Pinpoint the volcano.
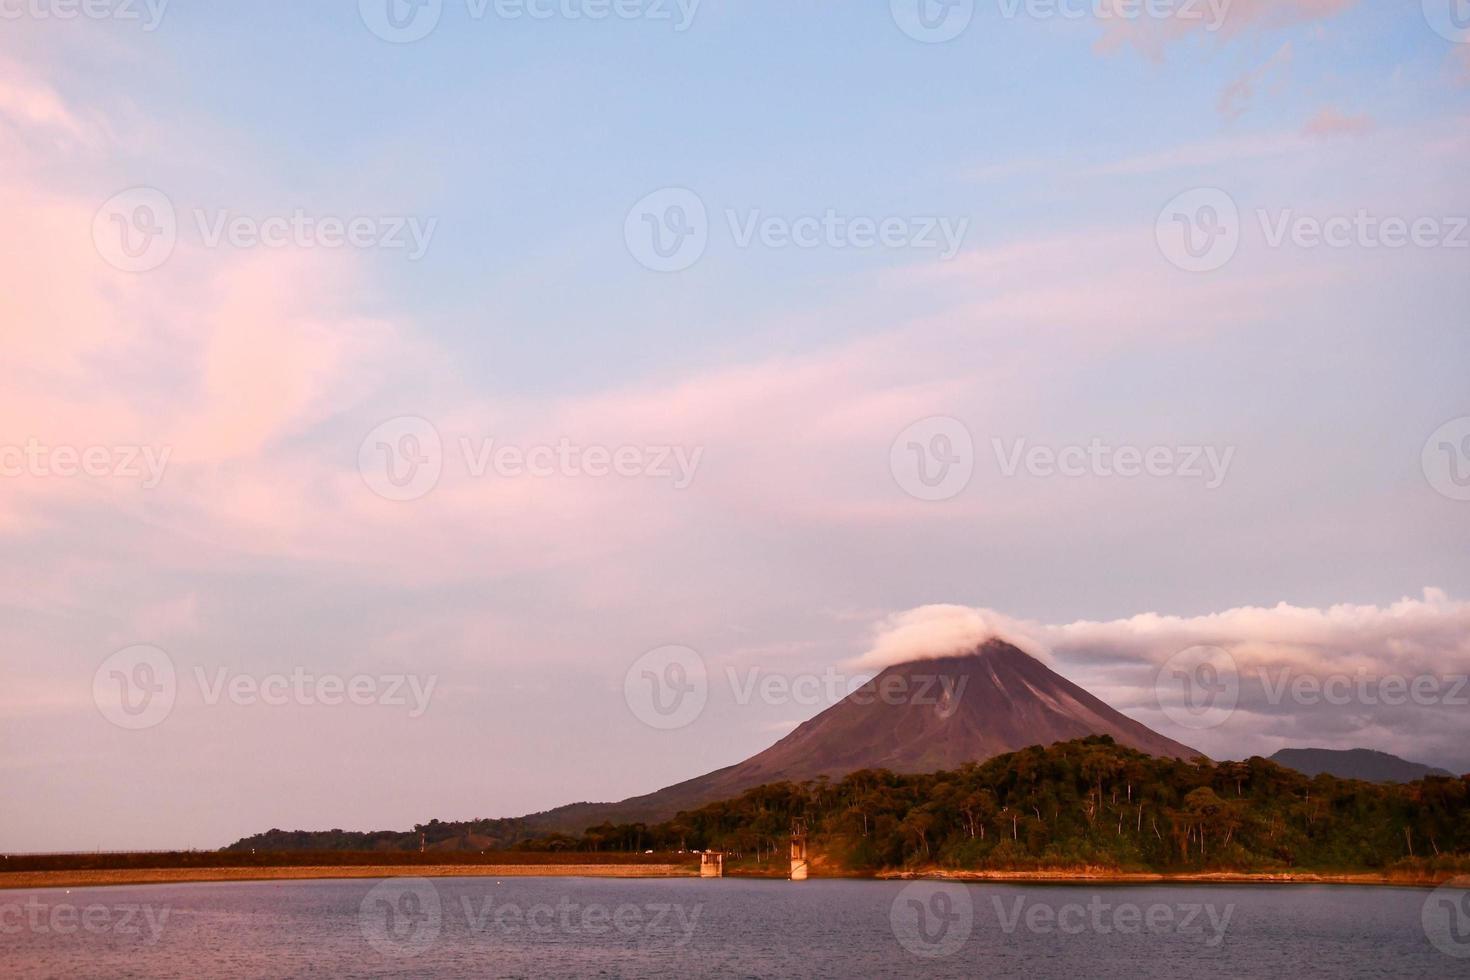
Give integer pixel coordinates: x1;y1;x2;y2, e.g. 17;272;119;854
526;639;1200;832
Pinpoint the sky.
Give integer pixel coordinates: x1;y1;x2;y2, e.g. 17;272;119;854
2;1;1469;851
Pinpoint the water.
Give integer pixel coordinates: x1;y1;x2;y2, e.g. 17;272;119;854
0;876;1460;978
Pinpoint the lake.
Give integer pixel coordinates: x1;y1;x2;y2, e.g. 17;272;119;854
2;877;1464;978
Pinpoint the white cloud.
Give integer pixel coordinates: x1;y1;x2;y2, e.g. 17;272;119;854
859;590;1470;768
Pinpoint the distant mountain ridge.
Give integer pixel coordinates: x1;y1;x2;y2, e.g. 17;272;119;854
1268;747;1454;783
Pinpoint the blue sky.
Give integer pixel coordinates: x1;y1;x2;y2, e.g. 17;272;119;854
2;1;1469;850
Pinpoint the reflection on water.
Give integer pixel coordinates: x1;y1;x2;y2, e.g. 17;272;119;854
0;876;1459;978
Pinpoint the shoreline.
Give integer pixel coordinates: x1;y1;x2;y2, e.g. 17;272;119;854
3;864;1459;891
0;864;697;891
879;868;1460;888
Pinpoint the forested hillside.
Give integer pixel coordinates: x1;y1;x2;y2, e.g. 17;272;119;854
517;737;1470;872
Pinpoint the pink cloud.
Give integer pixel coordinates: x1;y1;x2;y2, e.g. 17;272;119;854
0;56;93;145
1094;0;1356;58
1301;106;1374;138
1087;131;1310;176
1217;42;1293;121
165;250;402;461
